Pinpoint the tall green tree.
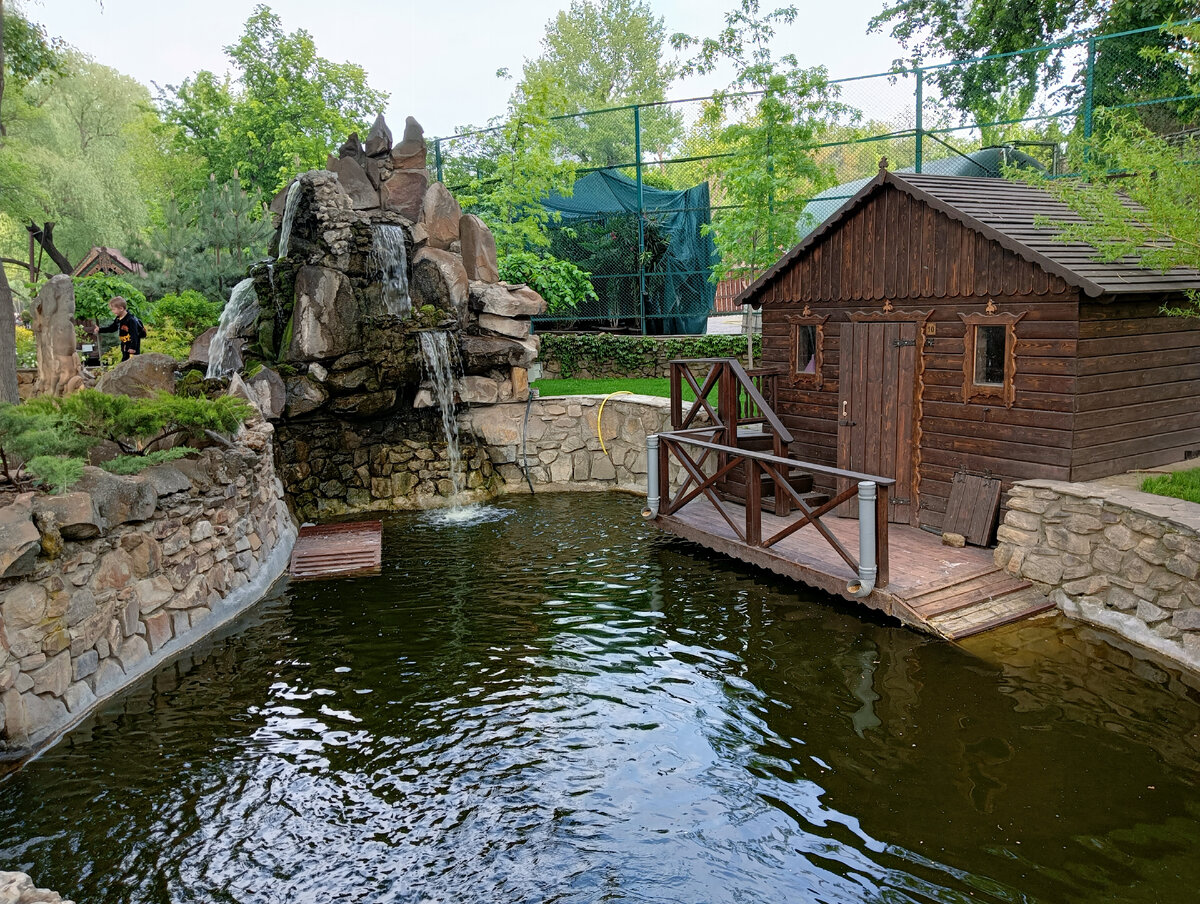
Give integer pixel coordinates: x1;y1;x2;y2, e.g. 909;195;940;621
160;4;388;197
672;1;849;280
515;0;681;166
868;0;1197;131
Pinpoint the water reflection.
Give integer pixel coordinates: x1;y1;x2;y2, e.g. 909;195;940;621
0;495;1198;903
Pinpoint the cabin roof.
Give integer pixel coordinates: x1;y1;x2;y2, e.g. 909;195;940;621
738;170;1200;304
72;246;146;278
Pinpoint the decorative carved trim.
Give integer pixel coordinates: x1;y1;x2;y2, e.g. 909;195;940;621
959;310;1027;408
849;309;933;324
786;313;828;388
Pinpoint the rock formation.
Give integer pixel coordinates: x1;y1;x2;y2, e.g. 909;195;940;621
30;275;84;398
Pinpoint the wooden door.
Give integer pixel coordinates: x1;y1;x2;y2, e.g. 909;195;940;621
838;319;918;524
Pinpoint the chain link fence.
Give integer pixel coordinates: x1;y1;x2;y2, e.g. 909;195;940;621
435;19;1200;334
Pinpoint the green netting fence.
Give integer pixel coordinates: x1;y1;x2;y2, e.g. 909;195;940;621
434;18;1200;334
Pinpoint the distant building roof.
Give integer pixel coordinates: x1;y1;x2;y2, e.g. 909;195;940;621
740;169;1200;305
72;246;146;279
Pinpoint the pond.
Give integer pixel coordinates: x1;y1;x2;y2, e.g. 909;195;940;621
1;494;1199;903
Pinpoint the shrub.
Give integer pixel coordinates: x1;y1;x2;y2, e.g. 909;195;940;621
539;333;749;378
142;324;196;362
497;251;598;315
15;326;36;367
72;275;148;323
150;290;223;334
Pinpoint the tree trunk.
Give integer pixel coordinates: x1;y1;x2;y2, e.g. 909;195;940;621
0;0;18;404
27;222;74;274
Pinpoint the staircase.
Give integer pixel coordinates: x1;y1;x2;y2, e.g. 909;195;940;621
715;428;830;515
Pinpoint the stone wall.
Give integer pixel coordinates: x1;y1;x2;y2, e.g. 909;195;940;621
995;479;1200;673
0;421;296;757
466;394;691;494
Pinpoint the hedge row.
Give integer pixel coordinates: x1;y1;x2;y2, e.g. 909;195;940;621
538;333;751;379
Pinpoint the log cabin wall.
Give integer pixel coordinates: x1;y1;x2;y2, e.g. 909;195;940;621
758;185;1081;532
1072;297;1200;481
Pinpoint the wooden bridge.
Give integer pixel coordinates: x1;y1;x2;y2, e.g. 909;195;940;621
649;359;1054;640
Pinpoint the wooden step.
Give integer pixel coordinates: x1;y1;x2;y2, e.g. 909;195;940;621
906;569;1033;618
928;586;1057;640
763;490;830;515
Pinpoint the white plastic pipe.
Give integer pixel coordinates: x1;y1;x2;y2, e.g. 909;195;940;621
643;434;660;519
847;480;877;598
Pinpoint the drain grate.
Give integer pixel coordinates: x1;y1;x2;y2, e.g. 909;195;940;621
289;520;382;580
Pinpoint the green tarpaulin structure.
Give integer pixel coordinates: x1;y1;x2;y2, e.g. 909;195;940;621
541;170;716;335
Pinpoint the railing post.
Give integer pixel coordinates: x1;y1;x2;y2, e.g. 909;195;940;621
875;483;890;588
645;434;660;518
746;457;762;545
669;361;682;429
658;432;671;512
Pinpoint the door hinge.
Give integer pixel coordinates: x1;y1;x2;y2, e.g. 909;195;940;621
893;338;916;347
891;497;911;505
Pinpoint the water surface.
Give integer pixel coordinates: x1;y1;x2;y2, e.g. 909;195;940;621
1;494;1198;903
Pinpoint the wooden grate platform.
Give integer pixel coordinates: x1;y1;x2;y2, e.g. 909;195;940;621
289;520;382;581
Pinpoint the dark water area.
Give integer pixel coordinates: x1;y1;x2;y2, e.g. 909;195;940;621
2;494;1199;904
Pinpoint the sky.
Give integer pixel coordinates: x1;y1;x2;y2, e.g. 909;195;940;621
31;0;914;139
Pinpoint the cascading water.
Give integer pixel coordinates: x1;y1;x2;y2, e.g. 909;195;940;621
206;278;260;379
418;330;463;507
277;181;302;260
370;225;411;317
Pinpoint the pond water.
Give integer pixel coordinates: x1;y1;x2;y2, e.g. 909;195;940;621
1;494;1199;904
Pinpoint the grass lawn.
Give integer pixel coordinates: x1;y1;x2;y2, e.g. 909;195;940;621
532;377;716;402
1141;468;1200;504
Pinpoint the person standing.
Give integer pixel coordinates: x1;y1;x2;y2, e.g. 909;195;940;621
92;296;144;361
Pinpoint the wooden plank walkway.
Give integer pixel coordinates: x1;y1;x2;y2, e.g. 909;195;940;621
654;497;1053;639
289;521;383;581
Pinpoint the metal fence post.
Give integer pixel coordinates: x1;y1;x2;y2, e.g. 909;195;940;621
915;67;924;173
1083;37;1097;154
434;138;444;184
635;104;647;336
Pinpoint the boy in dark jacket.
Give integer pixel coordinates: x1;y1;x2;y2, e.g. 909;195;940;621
92;296;144;360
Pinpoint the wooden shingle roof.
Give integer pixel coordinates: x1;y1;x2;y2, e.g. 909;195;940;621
738;170;1200;304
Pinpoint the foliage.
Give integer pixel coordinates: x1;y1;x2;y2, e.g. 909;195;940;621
14;325;35;367
498;251;598;315
0;390;252;493
102;446;193;475
532;376;718;403
141;324;195;362
150;290;222;333
514;0;681;166
867;0;1198;130
672;2;848;280
72;274;147;323
1141;467;1200;504
1017;111;1200;315
159;4;388;197
540;332;749;378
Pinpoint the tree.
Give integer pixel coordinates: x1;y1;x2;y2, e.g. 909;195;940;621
515;0;681;167
672;1;850;280
160;4;388;197
868;0;1197;131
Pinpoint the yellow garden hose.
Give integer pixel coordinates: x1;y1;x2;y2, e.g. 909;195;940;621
597;391;633;457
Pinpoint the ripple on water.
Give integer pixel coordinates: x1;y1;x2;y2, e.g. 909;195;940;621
2;494;1200;904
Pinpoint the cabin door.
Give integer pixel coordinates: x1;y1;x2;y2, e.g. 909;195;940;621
837;319;919;524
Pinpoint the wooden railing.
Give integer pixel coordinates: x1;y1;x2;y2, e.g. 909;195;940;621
659;358;893;589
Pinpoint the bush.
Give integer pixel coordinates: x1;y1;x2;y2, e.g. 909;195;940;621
142;324;196;362
15;326;36;367
497;251;598;315
72;275;149;323
0;390;253;494
150;290;222;334
539;333;749;378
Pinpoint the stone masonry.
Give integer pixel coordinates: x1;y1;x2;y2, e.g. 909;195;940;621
995;478;1200;673
0;421;295;756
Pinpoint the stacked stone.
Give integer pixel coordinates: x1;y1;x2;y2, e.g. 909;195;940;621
995;478;1200;670
0;421;292;754
0;872;72;904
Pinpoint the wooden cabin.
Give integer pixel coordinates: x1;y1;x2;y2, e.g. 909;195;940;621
738;168;1200;537
72;246;146;279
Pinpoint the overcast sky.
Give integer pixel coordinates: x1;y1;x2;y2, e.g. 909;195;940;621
31;0;913;138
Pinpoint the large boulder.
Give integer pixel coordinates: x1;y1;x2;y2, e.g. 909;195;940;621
187;327;218;371
420;183;462;251
412;248;470;325
73;467;158;530
284;375;329;418
31;275;84;398
31;492;101;540
95;353;177;399
246;366;287;420
459;215;500;283
0;494;40;579
326;154;380;211
390;116;427;169
380;170;427;221
461;334;539;370
364;114;393;157
470;282;547;317
286;266;361;362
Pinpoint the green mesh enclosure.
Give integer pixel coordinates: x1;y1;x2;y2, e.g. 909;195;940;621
539;171;716;335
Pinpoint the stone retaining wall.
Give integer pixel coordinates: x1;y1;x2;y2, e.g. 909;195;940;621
0;421;296;757
465;394;691;494
995;478;1200;672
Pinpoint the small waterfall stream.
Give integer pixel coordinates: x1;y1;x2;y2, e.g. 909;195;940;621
206;278;260;379
371;225;412;317
277;181;302;259
418;330;463;507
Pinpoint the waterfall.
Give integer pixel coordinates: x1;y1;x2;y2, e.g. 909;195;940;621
370;225;411;317
207;279;260;379
418;330;463;505
277;181;302;259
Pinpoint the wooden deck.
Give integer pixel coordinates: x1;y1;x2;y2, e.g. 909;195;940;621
289;521;383;580
654;497;1053;639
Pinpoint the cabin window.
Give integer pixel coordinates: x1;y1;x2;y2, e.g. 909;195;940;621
787;312;828;388
959;309;1025;408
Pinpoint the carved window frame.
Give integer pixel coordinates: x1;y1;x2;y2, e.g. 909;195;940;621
787;311;828;388
959;309;1025;408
